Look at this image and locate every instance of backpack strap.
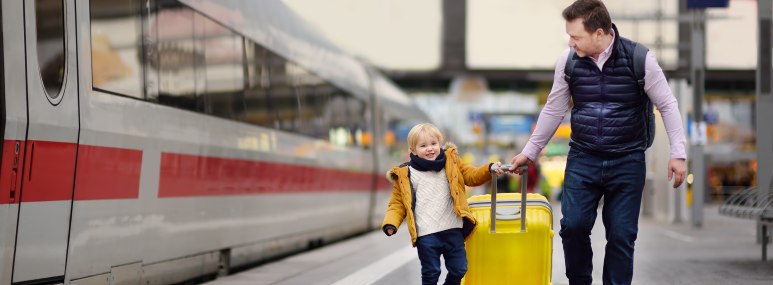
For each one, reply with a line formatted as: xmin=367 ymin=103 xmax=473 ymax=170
xmin=563 ymin=49 xmax=577 ymax=83
xmin=632 ymin=43 xmax=648 ymax=91
xmin=632 ymin=42 xmax=656 ymax=148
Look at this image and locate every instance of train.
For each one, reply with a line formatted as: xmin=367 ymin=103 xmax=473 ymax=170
xmin=0 ymin=0 xmax=428 ymax=284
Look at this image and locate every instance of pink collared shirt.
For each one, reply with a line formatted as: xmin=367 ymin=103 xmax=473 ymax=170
xmin=521 ymin=34 xmax=687 ymax=162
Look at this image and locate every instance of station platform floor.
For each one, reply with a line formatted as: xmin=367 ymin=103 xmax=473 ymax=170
xmin=205 ymin=204 xmax=773 ymax=285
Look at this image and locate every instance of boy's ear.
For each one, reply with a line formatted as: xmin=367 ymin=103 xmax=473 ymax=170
xmin=409 ymin=147 xmax=416 ymax=155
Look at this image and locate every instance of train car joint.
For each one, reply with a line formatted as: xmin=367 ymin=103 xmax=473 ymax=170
xmin=218 ymin=249 xmax=231 ymax=277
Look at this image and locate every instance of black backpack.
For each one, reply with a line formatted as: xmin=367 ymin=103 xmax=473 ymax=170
xmin=563 ymin=43 xmax=655 ymax=148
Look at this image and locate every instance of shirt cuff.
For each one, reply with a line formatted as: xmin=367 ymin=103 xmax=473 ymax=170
xmin=521 ymin=142 xmax=542 ymax=163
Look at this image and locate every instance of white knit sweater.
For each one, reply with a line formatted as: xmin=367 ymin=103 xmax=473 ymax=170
xmin=409 ymin=166 xmax=462 ymax=237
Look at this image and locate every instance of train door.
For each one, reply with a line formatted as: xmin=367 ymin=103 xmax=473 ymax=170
xmin=12 ymin=0 xmax=79 ymax=283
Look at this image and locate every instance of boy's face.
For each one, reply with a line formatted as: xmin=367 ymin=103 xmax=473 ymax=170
xmin=410 ymin=133 xmax=441 ymax=161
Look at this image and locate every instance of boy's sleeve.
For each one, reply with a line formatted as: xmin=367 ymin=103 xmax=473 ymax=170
xmin=456 ymin=154 xmax=493 ymax=187
xmin=382 ymin=179 xmax=407 ymax=230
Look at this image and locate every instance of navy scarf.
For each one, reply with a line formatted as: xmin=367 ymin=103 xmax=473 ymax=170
xmin=409 ymin=149 xmax=446 ymax=172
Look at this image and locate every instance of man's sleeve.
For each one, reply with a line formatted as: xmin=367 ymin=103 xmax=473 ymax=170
xmin=520 ymin=49 xmax=572 ymax=162
xmin=643 ymin=51 xmax=687 ymax=159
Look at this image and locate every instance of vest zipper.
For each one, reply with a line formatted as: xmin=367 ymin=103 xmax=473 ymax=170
xmin=598 ymin=73 xmax=606 ymax=140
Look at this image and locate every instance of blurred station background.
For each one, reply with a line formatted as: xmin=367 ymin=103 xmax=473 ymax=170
xmin=0 ymin=0 xmax=771 ymax=284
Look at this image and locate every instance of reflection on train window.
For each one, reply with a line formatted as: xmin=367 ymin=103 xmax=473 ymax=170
xmin=326 ymin=92 xmax=367 ymax=147
xmin=266 ymin=53 xmax=299 ymax=132
xmin=290 ymin=62 xmax=331 ymax=138
xmin=145 ymin=5 xmax=248 ymax=114
xmin=153 ymin=7 xmax=198 ymax=110
xmin=195 ymin=12 xmax=245 ymax=118
xmin=36 ymin=0 xmax=66 ymax=99
xmin=243 ymin=42 xmax=272 ymax=128
xmin=89 ymin=0 xmax=143 ymax=98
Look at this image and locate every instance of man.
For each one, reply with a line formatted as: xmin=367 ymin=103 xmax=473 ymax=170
xmin=509 ymin=1 xmax=687 ymax=284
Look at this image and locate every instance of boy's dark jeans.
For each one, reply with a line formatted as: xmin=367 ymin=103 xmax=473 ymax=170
xmin=560 ymin=148 xmax=645 ymax=285
xmin=416 ymin=228 xmax=467 ymax=285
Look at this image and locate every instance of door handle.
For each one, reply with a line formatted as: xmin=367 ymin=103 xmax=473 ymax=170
xmin=28 ymin=142 xmax=34 ymax=181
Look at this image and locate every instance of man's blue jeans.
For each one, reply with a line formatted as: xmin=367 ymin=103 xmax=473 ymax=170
xmin=415 ymin=228 xmax=467 ymax=285
xmin=560 ymin=148 xmax=645 ymax=285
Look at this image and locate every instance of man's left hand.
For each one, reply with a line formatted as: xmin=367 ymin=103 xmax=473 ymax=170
xmin=668 ymin=158 xmax=687 ymax=188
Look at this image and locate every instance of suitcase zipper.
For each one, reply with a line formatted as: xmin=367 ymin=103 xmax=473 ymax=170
xmin=469 ymin=199 xmax=552 ymax=211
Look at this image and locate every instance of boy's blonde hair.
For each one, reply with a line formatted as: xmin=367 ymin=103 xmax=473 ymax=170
xmin=407 ymin=123 xmax=444 ymax=149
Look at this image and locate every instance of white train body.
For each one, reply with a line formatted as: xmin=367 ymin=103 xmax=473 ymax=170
xmin=0 ymin=0 xmax=424 ymax=284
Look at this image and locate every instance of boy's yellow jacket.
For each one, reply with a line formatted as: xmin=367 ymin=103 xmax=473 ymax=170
xmin=382 ymin=143 xmax=493 ymax=246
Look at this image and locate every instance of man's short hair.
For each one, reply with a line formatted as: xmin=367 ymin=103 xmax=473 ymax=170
xmin=562 ymin=0 xmax=612 ymax=35
xmin=407 ymin=123 xmax=444 ymax=150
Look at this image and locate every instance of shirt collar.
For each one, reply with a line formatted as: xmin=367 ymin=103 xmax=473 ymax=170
xmin=598 ymin=29 xmax=616 ymax=60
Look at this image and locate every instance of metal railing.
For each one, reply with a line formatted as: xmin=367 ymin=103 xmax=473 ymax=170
xmin=719 ymin=187 xmax=773 ymax=261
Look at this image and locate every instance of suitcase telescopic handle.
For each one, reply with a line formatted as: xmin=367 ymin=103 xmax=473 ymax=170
xmin=489 ymin=164 xmax=528 ymax=233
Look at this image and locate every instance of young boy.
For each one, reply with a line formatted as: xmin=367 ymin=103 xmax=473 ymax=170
xmin=382 ymin=123 xmax=503 ymax=285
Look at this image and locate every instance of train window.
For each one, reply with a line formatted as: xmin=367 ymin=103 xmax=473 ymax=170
xmin=153 ymin=7 xmax=199 ymax=111
xmin=36 ymin=0 xmax=66 ymax=99
xmin=240 ymin=38 xmax=370 ymax=147
xmin=266 ymin=53 xmax=300 ymax=133
xmin=289 ymin=62 xmax=331 ymax=139
xmin=242 ymin=42 xmax=273 ymax=127
xmin=194 ymin=13 xmax=245 ymax=118
xmin=326 ymin=92 xmax=367 ymax=147
xmin=89 ymin=0 xmax=143 ymax=99
xmin=88 ymin=0 xmax=371 ymax=148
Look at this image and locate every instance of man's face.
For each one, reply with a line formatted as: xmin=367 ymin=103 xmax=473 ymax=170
xmin=566 ymin=18 xmax=601 ymax=58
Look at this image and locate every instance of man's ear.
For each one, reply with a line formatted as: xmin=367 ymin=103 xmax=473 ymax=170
xmin=593 ymin=28 xmax=605 ymax=38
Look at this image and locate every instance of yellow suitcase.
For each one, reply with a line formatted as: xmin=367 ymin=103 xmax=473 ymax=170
xmin=464 ymin=166 xmax=554 ymax=285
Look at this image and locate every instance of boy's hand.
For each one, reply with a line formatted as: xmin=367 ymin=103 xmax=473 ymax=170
xmin=383 ymin=225 xmax=397 ymax=236
xmin=491 ymin=162 xmax=505 ymax=175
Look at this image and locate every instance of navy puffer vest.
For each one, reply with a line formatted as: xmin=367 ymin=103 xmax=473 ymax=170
xmin=567 ymin=25 xmax=648 ymax=156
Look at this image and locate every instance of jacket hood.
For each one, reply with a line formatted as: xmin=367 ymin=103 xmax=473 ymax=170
xmin=385 ymin=142 xmax=457 ymax=184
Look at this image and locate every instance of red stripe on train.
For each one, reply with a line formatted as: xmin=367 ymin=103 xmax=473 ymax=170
xmin=1 ymin=140 xmax=376 ymax=203
xmin=74 ymin=145 xmax=142 ymax=200
xmin=20 ymin=141 xmax=77 ymax=202
xmin=158 ymin=152 xmax=373 ymax=197
xmin=0 ymin=140 xmax=142 ymax=203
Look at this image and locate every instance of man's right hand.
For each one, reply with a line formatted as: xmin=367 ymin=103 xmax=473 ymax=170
xmin=509 ymin=154 xmax=532 ymax=174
